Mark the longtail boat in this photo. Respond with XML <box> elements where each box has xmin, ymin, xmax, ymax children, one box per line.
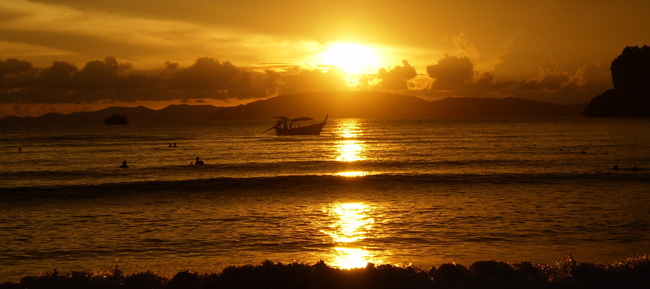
<box><xmin>104</xmin><ymin>114</ymin><xmax>128</xmax><ymax>125</ymax></box>
<box><xmin>262</xmin><ymin>115</ymin><xmax>328</xmax><ymax>136</ymax></box>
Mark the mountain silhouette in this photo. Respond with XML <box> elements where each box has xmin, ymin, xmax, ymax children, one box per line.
<box><xmin>0</xmin><ymin>104</ymin><xmax>222</xmax><ymax>125</ymax></box>
<box><xmin>0</xmin><ymin>92</ymin><xmax>587</xmax><ymax>125</ymax></box>
<box><xmin>208</xmin><ymin>91</ymin><xmax>586</xmax><ymax>120</ymax></box>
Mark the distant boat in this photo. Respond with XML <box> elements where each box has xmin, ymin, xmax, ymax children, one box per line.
<box><xmin>263</xmin><ymin>115</ymin><xmax>328</xmax><ymax>136</ymax></box>
<box><xmin>104</xmin><ymin>114</ymin><xmax>128</xmax><ymax>125</ymax></box>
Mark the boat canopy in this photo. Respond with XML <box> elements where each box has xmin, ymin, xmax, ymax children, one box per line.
<box><xmin>263</xmin><ymin>114</ymin><xmax>327</xmax><ymax>136</ymax></box>
<box><xmin>274</xmin><ymin>116</ymin><xmax>313</xmax><ymax>122</ymax></box>
<box><xmin>290</xmin><ymin>117</ymin><xmax>313</xmax><ymax>122</ymax></box>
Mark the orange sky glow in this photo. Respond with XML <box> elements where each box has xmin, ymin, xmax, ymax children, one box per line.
<box><xmin>1</xmin><ymin>0</ymin><xmax>650</xmax><ymax>117</ymax></box>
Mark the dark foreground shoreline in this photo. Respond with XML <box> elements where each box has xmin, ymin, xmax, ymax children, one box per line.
<box><xmin>2</xmin><ymin>256</ymin><xmax>649</xmax><ymax>289</ymax></box>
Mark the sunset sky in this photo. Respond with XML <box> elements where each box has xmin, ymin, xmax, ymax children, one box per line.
<box><xmin>1</xmin><ymin>0</ymin><xmax>649</xmax><ymax>117</ymax></box>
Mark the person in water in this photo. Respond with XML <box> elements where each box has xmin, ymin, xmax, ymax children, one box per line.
<box><xmin>119</xmin><ymin>161</ymin><xmax>128</xmax><ymax>168</ymax></box>
<box><xmin>195</xmin><ymin>157</ymin><xmax>204</xmax><ymax>165</ymax></box>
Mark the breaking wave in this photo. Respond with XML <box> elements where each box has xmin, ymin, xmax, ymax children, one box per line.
<box><xmin>2</xmin><ymin>171</ymin><xmax>649</xmax><ymax>201</ymax></box>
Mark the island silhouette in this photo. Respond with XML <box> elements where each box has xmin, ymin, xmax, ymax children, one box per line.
<box><xmin>584</xmin><ymin>45</ymin><xmax>650</xmax><ymax>117</ymax></box>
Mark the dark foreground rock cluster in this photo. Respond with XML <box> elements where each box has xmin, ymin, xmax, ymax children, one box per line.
<box><xmin>2</xmin><ymin>255</ymin><xmax>650</xmax><ymax>289</ymax></box>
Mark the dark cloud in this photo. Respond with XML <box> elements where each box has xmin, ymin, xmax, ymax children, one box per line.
<box><xmin>420</xmin><ymin>55</ymin><xmax>611</xmax><ymax>104</ymax></box>
<box><xmin>74</xmin><ymin>57</ymin><xmax>121</xmax><ymax>90</ymax></box>
<box><xmin>44</xmin><ymin>57</ymin><xmax>157</xmax><ymax>90</ymax></box>
<box><xmin>377</xmin><ymin>60</ymin><xmax>417</xmax><ymax>90</ymax></box>
<box><xmin>168</xmin><ymin>57</ymin><xmax>250</xmax><ymax>90</ymax></box>
<box><xmin>0</xmin><ymin>57</ymin><xmax>163</xmax><ymax>104</ymax></box>
<box><xmin>1</xmin><ymin>48</ymin><xmax>615</xmax><ymax>118</ymax></box>
<box><xmin>39</xmin><ymin>61</ymin><xmax>78</xmax><ymax>89</ymax></box>
<box><xmin>1</xmin><ymin>56</ymin><xmax>357</xmax><ymax>107</ymax></box>
<box><xmin>426</xmin><ymin>55</ymin><xmax>474</xmax><ymax>90</ymax></box>
<box><xmin>422</xmin><ymin>55</ymin><xmax>507</xmax><ymax>98</ymax></box>
<box><xmin>0</xmin><ymin>58</ymin><xmax>33</xmax><ymax>76</ymax></box>
<box><xmin>0</xmin><ymin>58</ymin><xmax>36</xmax><ymax>87</ymax></box>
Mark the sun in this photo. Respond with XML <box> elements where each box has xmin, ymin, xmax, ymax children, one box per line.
<box><xmin>321</xmin><ymin>43</ymin><xmax>379</xmax><ymax>75</ymax></box>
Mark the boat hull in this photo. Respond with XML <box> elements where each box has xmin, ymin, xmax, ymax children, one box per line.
<box><xmin>275</xmin><ymin>119</ymin><xmax>326</xmax><ymax>136</ymax></box>
<box><xmin>104</xmin><ymin>115</ymin><xmax>128</xmax><ymax>125</ymax></box>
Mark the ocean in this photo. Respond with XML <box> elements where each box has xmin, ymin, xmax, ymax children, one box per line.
<box><xmin>1</xmin><ymin>117</ymin><xmax>649</xmax><ymax>282</ymax></box>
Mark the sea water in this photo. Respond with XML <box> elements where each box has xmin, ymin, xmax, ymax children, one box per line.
<box><xmin>1</xmin><ymin>117</ymin><xmax>649</xmax><ymax>281</ymax></box>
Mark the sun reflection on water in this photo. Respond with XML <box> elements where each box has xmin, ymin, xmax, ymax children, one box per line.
<box><xmin>335</xmin><ymin>171</ymin><xmax>369</xmax><ymax>177</ymax></box>
<box><xmin>337</xmin><ymin>140</ymin><xmax>364</xmax><ymax>162</ymax></box>
<box><xmin>333</xmin><ymin>119</ymin><xmax>370</xmax><ymax>179</ymax></box>
<box><xmin>321</xmin><ymin>202</ymin><xmax>383</xmax><ymax>269</ymax></box>
<box><xmin>334</xmin><ymin>119</ymin><xmax>366</xmax><ymax>163</ymax></box>
<box><xmin>335</xmin><ymin>119</ymin><xmax>363</xmax><ymax>139</ymax></box>
<box><xmin>332</xmin><ymin>247</ymin><xmax>372</xmax><ymax>269</ymax></box>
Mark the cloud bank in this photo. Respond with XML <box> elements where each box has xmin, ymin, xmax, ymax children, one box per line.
<box><xmin>1</xmin><ymin>47</ymin><xmax>614</xmax><ymax>117</ymax></box>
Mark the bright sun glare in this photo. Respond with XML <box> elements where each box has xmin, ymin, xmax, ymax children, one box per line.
<box><xmin>321</xmin><ymin>43</ymin><xmax>379</xmax><ymax>75</ymax></box>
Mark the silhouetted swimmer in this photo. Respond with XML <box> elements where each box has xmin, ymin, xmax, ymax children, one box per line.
<box><xmin>633</xmin><ymin>166</ymin><xmax>639</xmax><ymax>171</ymax></box>
<box><xmin>18</xmin><ymin>147</ymin><xmax>21</xmax><ymax>152</ymax></box>
<box><xmin>173</xmin><ymin>143</ymin><xmax>177</xmax><ymax>147</ymax></box>
<box><xmin>613</xmin><ymin>165</ymin><xmax>619</xmax><ymax>170</ymax></box>
<box><xmin>168</xmin><ymin>143</ymin><xmax>172</xmax><ymax>147</ymax></box>
<box><xmin>581</xmin><ymin>151</ymin><xmax>587</xmax><ymax>154</ymax></box>
<box><xmin>119</xmin><ymin>161</ymin><xmax>129</xmax><ymax>168</ymax></box>
<box><xmin>195</xmin><ymin>157</ymin><xmax>204</xmax><ymax>165</ymax></box>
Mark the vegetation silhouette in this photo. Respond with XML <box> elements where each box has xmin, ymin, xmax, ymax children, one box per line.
<box><xmin>2</xmin><ymin>256</ymin><xmax>650</xmax><ymax>289</ymax></box>
<box><xmin>584</xmin><ymin>45</ymin><xmax>650</xmax><ymax>117</ymax></box>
